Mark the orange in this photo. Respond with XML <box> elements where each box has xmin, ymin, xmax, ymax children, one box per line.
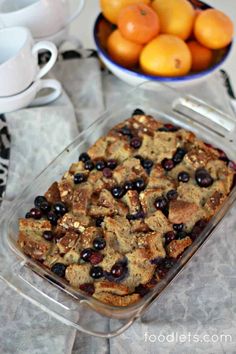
<box><xmin>194</xmin><ymin>9</ymin><xmax>234</xmax><ymax>49</ymax></box>
<box><xmin>97</xmin><ymin>18</ymin><xmax>113</xmax><ymax>49</ymax></box>
<box><xmin>118</xmin><ymin>4</ymin><xmax>160</xmax><ymax>44</ymax></box>
<box><xmin>195</xmin><ymin>8</ymin><xmax>202</xmax><ymax>19</ymax></box>
<box><xmin>188</xmin><ymin>40</ymin><xmax>213</xmax><ymax>72</ymax></box>
<box><xmin>100</xmin><ymin>0</ymin><xmax>151</xmax><ymax>24</ymax></box>
<box><xmin>107</xmin><ymin>29</ymin><xmax>143</xmax><ymax>68</ymax></box>
<box><xmin>140</xmin><ymin>34</ymin><xmax>192</xmax><ymax>77</ymax></box>
<box><xmin>152</xmin><ymin>0</ymin><xmax>195</xmax><ymax>40</ymax></box>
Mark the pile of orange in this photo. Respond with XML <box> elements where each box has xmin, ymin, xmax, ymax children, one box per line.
<box><xmin>100</xmin><ymin>0</ymin><xmax>234</xmax><ymax>77</ymax></box>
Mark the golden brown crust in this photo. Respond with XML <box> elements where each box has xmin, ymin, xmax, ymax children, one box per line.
<box><xmin>169</xmin><ymin>200</ymin><xmax>200</xmax><ymax>224</ymax></box>
<box><xmin>166</xmin><ymin>237</ymin><xmax>192</xmax><ymax>259</ymax></box>
<box><xmin>94</xmin><ymin>281</ymin><xmax>130</xmax><ymax>296</ymax></box>
<box><xmin>93</xmin><ymin>292</ymin><xmax>140</xmax><ymax>306</ymax></box>
<box><xmin>44</xmin><ymin>182</ymin><xmax>61</xmax><ymax>204</ymax></box>
<box><xmin>18</xmin><ymin>219</ymin><xmax>52</xmax><ymax>261</ymax></box>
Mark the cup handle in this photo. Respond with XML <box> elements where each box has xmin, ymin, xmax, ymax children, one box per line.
<box><xmin>65</xmin><ymin>0</ymin><xmax>85</xmax><ymax>26</ymax></box>
<box><xmin>32</xmin><ymin>41</ymin><xmax>58</xmax><ymax>79</ymax></box>
<box><xmin>30</xmin><ymin>79</ymin><xmax>62</xmax><ymax>107</ymax></box>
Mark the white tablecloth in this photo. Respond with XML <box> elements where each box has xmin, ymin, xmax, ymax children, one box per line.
<box><xmin>0</xmin><ymin>55</ymin><xmax>235</xmax><ymax>354</ymax></box>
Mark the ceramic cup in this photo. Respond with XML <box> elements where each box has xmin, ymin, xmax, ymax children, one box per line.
<box><xmin>0</xmin><ymin>78</ymin><xmax>62</xmax><ymax>113</ymax></box>
<box><xmin>0</xmin><ymin>0</ymin><xmax>85</xmax><ymax>38</ymax></box>
<box><xmin>0</xmin><ymin>26</ymin><xmax>58</xmax><ymax>97</ymax></box>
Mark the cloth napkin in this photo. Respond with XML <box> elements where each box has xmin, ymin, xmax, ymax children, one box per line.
<box><xmin>0</xmin><ymin>56</ymin><xmax>104</xmax><ymax>354</ymax></box>
<box><xmin>0</xmin><ymin>52</ymin><xmax>236</xmax><ymax>354</ymax></box>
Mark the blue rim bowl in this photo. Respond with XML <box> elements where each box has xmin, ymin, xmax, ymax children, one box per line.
<box><xmin>93</xmin><ymin>0</ymin><xmax>233</xmax><ymax>84</ymax></box>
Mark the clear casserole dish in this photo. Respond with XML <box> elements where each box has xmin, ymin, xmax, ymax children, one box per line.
<box><xmin>0</xmin><ymin>82</ymin><xmax>236</xmax><ymax>338</ymax></box>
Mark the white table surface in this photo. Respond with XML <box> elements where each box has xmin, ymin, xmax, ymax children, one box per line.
<box><xmin>70</xmin><ymin>0</ymin><xmax>236</xmax><ymax>90</ymax></box>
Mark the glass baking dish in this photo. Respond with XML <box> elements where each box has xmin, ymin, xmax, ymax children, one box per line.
<box><xmin>0</xmin><ymin>82</ymin><xmax>236</xmax><ymax>338</ymax></box>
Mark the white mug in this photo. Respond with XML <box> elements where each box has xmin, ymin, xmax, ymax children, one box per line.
<box><xmin>0</xmin><ymin>79</ymin><xmax>62</xmax><ymax>113</ymax></box>
<box><xmin>0</xmin><ymin>0</ymin><xmax>85</xmax><ymax>38</ymax></box>
<box><xmin>0</xmin><ymin>26</ymin><xmax>58</xmax><ymax>97</ymax></box>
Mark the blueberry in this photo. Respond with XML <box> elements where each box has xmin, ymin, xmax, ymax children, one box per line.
<box><xmin>95</xmin><ymin>160</ymin><xmax>106</xmax><ymax>171</ymax></box>
<box><xmin>111</xmin><ymin>264</ymin><xmax>125</xmax><ymax>278</ymax></box>
<box><xmin>158</xmin><ymin>126</ymin><xmax>170</xmax><ymax>132</ymax></box>
<box><xmin>161</xmin><ymin>257</ymin><xmax>176</xmax><ymax>269</ymax></box>
<box><xmin>173</xmin><ymin>223</ymin><xmax>184</xmax><ymax>232</ymax></box>
<box><xmin>195</xmin><ymin>168</ymin><xmax>213</xmax><ymax>188</ymax></box>
<box><xmin>133</xmin><ymin>178</ymin><xmax>146</xmax><ymax>191</ymax></box>
<box><xmin>228</xmin><ymin>160</ymin><xmax>236</xmax><ymax>171</ymax></box>
<box><xmin>74</xmin><ymin>173</ymin><xmax>87</xmax><ymax>184</ymax></box>
<box><xmin>130</xmin><ymin>137</ymin><xmax>142</xmax><ymax>149</ymax></box>
<box><xmin>79</xmin><ymin>152</ymin><xmax>90</xmax><ymax>162</ymax></box>
<box><xmin>51</xmin><ymin>263</ymin><xmax>66</xmax><ymax>277</ymax></box>
<box><xmin>47</xmin><ymin>211</ymin><xmax>58</xmax><ymax>226</ymax></box>
<box><xmin>190</xmin><ymin>219</ymin><xmax>207</xmax><ymax>241</ymax></box>
<box><xmin>134</xmin><ymin>155</ymin><xmax>144</xmax><ymax>162</ymax></box>
<box><xmin>164</xmin><ymin>231</ymin><xmax>176</xmax><ymax>244</ymax></box>
<box><xmin>43</xmin><ymin>230</ymin><xmax>54</xmax><ymax>241</ymax></box>
<box><xmin>218</xmin><ymin>149</ymin><xmax>229</xmax><ymax>162</ymax></box>
<box><xmin>34</xmin><ymin>196</ymin><xmax>47</xmax><ymax>208</ymax></box>
<box><xmin>154</xmin><ymin>258</ymin><xmax>176</xmax><ymax>278</ymax></box>
<box><xmin>84</xmin><ymin>160</ymin><xmax>94</xmax><ymax>171</ymax></box>
<box><xmin>80</xmin><ymin>248</ymin><xmax>93</xmax><ymax>262</ymax></box>
<box><xmin>29</xmin><ymin>208</ymin><xmax>42</xmax><ymax>220</ymax></box>
<box><xmin>173</xmin><ymin>148</ymin><xmax>187</xmax><ymax>164</ymax></box>
<box><xmin>53</xmin><ymin>202</ymin><xmax>67</xmax><ymax>216</ymax></box>
<box><xmin>120</xmin><ymin>126</ymin><xmax>132</xmax><ymax>137</ymax></box>
<box><xmin>95</xmin><ymin>216</ymin><xmax>104</xmax><ymax>227</ymax></box>
<box><xmin>135</xmin><ymin>210</ymin><xmax>145</xmax><ymax>219</ymax></box>
<box><xmin>103</xmin><ymin>167</ymin><xmax>113</xmax><ymax>178</ymax></box>
<box><xmin>79</xmin><ymin>283</ymin><xmax>95</xmax><ymax>296</ymax></box>
<box><xmin>107</xmin><ymin>159</ymin><xmax>117</xmax><ymax>170</ymax></box>
<box><xmin>176</xmin><ymin>231</ymin><xmax>187</xmax><ymax>239</ymax></box>
<box><xmin>126</xmin><ymin>213</ymin><xmax>136</xmax><ymax>221</ymax></box>
<box><xmin>111</xmin><ymin>186</ymin><xmax>124</xmax><ymax>199</ymax></box>
<box><xmin>162</xmin><ymin>158</ymin><xmax>175</xmax><ymax>171</ymax></box>
<box><xmin>132</xmin><ymin>108</ymin><xmax>145</xmax><ymax>116</ymax></box>
<box><xmin>123</xmin><ymin>181</ymin><xmax>134</xmax><ymax>191</ymax></box>
<box><xmin>142</xmin><ymin>159</ymin><xmax>153</xmax><ymax>170</ymax></box>
<box><xmin>90</xmin><ymin>266</ymin><xmax>103</xmax><ymax>279</ymax></box>
<box><xmin>158</xmin><ymin>124</ymin><xmax>179</xmax><ymax>132</ymax></box>
<box><xmin>126</xmin><ymin>210</ymin><xmax>145</xmax><ymax>221</ymax></box>
<box><xmin>25</xmin><ymin>212</ymin><xmax>31</xmax><ymax>219</ymax></box>
<box><xmin>154</xmin><ymin>197</ymin><xmax>168</xmax><ymax>211</ymax></box>
<box><xmin>93</xmin><ymin>237</ymin><xmax>106</xmax><ymax>250</ymax></box>
<box><xmin>178</xmin><ymin>171</ymin><xmax>190</xmax><ymax>183</ymax></box>
<box><xmin>195</xmin><ymin>219</ymin><xmax>207</xmax><ymax>229</ymax></box>
<box><xmin>166</xmin><ymin>189</ymin><xmax>178</xmax><ymax>201</ymax></box>
<box><xmin>135</xmin><ymin>284</ymin><xmax>150</xmax><ymax>297</ymax></box>
<box><xmin>40</xmin><ymin>201</ymin><xmax>51</xmax><ymax>213</ymax></box>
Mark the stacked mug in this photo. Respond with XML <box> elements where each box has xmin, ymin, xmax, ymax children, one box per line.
<box><xmin>0</xmin><ymin>0</ymin><xmax>85</xmax><ymax>113</ymax></box>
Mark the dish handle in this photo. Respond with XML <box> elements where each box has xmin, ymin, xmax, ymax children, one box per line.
<box><xmin>172</xmin><ymin>95</ymin><xmax>236</xmax><ymax>141</ymax></box>
<box><xmin>30</xmin><ymin>79</ymin><xmax>62</xmax><ymax>107</ymax></box>
<box><xmin>0</xmin><ymin>260</ymin><xmax>136</xmax><ymax>338</ymax></box>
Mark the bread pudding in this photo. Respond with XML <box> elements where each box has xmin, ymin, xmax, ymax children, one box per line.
<box><xmin>18</xmin><ymin>110</ymin><xmax>235</xmax><ymax>307</ymax></box>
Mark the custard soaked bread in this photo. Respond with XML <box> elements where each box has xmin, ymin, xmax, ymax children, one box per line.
<box><xmin>18</xmin><ymin>111</ymin><xmax>235</xmax><ymax>306</ymax></box>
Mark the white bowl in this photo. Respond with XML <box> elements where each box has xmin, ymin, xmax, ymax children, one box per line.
<box><xmin>93</xmin><ymin>10</ymin><xmax>233</xmax><ymax>87</ymax></box>
<box><xmin>35</xmin><ymin>27</ymin><xmax>69</xmax><ymax>47</ymax></box>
